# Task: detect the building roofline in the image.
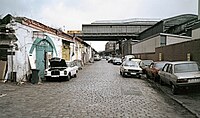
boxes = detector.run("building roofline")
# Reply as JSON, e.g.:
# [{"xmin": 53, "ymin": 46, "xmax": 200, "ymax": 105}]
[
  {"xmin": 0, "ymin": 14, "xmax": 76, "ymax": 42},
  {"xmin": 133, "ymin": 33, "xmax": 191, "ymax": 46}
]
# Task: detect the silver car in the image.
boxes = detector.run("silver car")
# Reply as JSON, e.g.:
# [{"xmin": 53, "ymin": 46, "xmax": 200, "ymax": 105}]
[
  {"xmin": 120, "ymin": 60, "xmax": 143, "ymax": 78},
  {"xmin": 159, "ymin": 61, "xmax": 200, "ymax": 94}
]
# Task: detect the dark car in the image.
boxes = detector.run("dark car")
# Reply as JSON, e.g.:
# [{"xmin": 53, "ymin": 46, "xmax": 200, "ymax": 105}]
[
  {"xmin": 108, "ymin": 57, "xmax": 114, "ymax": 63},
  {"xmin": 140, "ymin": 60, "xmax": 153, "ymax": 74},
  {"xmin": 146, "ymin": 61, "xmax": 169, "ymax": 82}
]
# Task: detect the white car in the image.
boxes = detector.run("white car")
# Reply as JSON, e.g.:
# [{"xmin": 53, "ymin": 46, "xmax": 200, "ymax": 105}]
[
  {"xmin": 45, "ymin": 57, "xmax": 78, "ymax": 81},
  {"xmin": 94, "ymin": 54, "xmax": 101, "ymax": 61},
  {"xmin": 120, "ymin": 60, "xmax": 143, "ymax": 78}
]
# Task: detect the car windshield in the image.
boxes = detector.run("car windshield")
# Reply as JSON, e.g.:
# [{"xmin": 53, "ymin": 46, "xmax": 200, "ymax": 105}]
[
  {"xmin": 124, "ymin": 61, "xmax": 139, "ymax": 67},
  {"xmin": 154, "ymin": 62, "xmax": 166, "ymax": 69},
  {"xmin": 115, "ymin": 58, "xmax": 121, "ymax": 61},
  {"xmin": 174, "ymin": 63, "xmax": 200, "ymax": 73},
  {"xmin": 142, "ymin": 60, "xmax": 153, "ymax": 66}
]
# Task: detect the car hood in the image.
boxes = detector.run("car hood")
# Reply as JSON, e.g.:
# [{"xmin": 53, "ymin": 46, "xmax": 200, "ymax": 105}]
[
  {"xmin": 49, "ymin": 58, "xmax": 67, "ymax": 67},
  {"xmin": 175, "ymin": 71, "xmax": 200, "ymax": 79},
  {"xmin": 123, "ymin": 66, "xmax": 142, "ymax": 70}
]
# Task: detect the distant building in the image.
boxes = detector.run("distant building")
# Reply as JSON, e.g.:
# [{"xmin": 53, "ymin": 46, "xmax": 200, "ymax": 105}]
[{"xmin": 131, "ymin": 14, "xmax": 198, "ymax": 60}]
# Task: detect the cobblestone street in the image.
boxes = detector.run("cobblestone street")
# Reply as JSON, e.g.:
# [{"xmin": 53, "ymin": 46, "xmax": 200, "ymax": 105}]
[{"xmin": 0, "ymin": 60, "xmax": 196, "ymax": 118}]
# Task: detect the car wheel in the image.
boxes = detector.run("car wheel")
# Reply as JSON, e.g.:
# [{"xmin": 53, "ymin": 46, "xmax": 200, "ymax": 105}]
[
  {"xmin": 155, "ymin": 75, "xmax": 160, "ymax": 82},
  {"xmin": 46, "ymin": 77, "xmax": 50, "ymax": 81},
  {"xmin": 172, "ymin": 84, "xmax": 178, "ymax": 95},
  {"xmin": 137, "ymin": 75, "xmax": 141, "ymax": 79},
  {"xmin": 122, "ymin": 72, "xmax": 126, "ymax": 77},
  {"xmin": 66, "ymin": 74, "xmax": 71, "ymax": 81},
  {"xmin": 146, "ymin": 73, "xmax": 150, "ymax": 79},
  {"xmin": 74, "ymin": 74, "xmax": 77, "ymax": 78},
  {"xmin": 159, "ymin": 78, "xmax": 164, "ymax": 85}
]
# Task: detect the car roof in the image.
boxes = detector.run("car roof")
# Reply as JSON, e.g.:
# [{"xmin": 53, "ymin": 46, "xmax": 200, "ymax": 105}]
[
  {"xmin": 165, "ymin": 61, "xmax": 197, "ymax": 65},
  {"xmin": 130, "ymin": 59, "xmax": 141, "ymax": 61}
]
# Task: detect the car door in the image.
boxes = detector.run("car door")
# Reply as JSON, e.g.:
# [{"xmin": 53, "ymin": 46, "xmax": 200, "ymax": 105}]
[
  {"xmin": 160, "ymin": 64, "xmax": 169, "ymax": 84},
  {"xmin": 70, "ymin": 62, "xmax": 76, "ymax": 75},
  {"xmin": 168, "ymin": 64, "xmax": 177, "ymax": 85},
  {"xmin": 147, "ymin": 63, "xmax": 153, "ymax": 77},
  {"xmin": 165, "ymin": 64, "xmax": 173, "ymax": 85},
  {"xmin": 120, "ymin": 62, "xmax": 125, "ymax": 73}
]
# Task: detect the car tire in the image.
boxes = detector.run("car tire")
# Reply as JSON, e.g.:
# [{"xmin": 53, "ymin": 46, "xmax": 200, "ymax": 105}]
[
  {"xmin": 172, "ymin": 84, "xmax": 178, "ymax": 95},
  {"xmin": 66, "ymin": 74, "xmax": 71, "ymax": 81},
  {"xmin": 159, "ymin": 78, "xmax": 164, "ymax": 85},
  {"xmin": 146, "ymin": 73, "xmax": 150, "ymax": 79},
  {"xmin": 137, "ymin": 75, "xmax": 141, "ymax": 79},
  {"xmin": 122, "ymin": 72, "xmax": 126, "ymax": 77},
  {"xmin": 74, "ymin": 74, "xmax": 77, "ymax": 78},
  {"xmin": 46, "ymin": 77, "xmax": 50, "ymax": 81},
  {"xmin": 155, "ymin": 75, "xmax": 160, "ymax": 82}
]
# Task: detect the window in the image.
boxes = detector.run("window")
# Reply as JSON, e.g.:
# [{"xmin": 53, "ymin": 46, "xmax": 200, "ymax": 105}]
[
  {"xmin": 174, "ymin": 63, "xmax": 199, "ymax": 73},
  {"xmin": 160, "ymin": 35, "xmax": 166, "ymax": 46},
  {"xmin": 167, "ymin": 64, "xmax": 172, "ymax": 73},
  {"xmin": 163, "ymin": 64, "xmax": 168, "ymax": 72}
]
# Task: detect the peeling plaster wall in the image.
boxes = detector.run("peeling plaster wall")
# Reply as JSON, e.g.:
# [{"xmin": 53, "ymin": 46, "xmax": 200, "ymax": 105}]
[{"xmin": 6, "ymin": 22, "xmax": 66, "ymax": 82}]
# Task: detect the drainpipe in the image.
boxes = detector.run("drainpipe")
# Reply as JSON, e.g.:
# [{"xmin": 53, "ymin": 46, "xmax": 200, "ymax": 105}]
[
  {"xmin": 10, "ymin": 42, "xmax": 14, "ymax": 82},
  {"xmin": 199, "ymin": 0, "xmax": 200, "ymax": 20}
]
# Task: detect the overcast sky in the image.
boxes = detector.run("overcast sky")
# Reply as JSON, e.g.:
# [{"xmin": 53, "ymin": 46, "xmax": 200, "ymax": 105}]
[{"xmin": 0, "ymin": 0, "xmax": 198, "ymax": 51}]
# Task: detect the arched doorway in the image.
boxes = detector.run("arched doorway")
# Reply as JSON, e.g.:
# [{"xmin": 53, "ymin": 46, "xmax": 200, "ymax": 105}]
[{"xmin": 29, "ymin": 36, "xmax": 57, "ymax": 79}]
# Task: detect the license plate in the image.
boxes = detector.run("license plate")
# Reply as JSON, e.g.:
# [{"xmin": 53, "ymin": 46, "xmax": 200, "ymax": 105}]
[
  {"xmin": 52, "ymin": 75, "xmax": 59, "ymax": 78},
  {"xmin": 131, "ymin": 73, "xmax": 136, "ymax": 75}
]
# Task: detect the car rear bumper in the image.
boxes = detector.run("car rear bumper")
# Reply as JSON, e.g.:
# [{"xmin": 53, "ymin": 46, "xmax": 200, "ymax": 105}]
[{"xmin": 176, "ymin": 82, "xmax": 200, "ymax": 88}]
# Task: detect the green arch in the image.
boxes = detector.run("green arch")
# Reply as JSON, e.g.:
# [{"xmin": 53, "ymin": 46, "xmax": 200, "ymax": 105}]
[{"xmin": 29, "ymin": 36, "xmax": 58, "ymax": 56}]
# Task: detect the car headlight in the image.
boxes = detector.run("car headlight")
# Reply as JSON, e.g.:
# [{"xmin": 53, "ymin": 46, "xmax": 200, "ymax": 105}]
[
  {"xmin": 64, "ymin": 70, "xmax": 67, "ymax": 75},
  {"xmin": 177, "ymin": 78, "xmax": 188, "ymax": 83},
  {"xmin": 124, "ymin": 69, "xmax": 128, "ymax": 71},
  {"xmin": 44, "ymin": 71, "xmax": 47, "ymax": 75}
]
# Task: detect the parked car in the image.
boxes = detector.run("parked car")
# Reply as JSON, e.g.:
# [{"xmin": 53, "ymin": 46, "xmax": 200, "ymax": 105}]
[
  {"xmin": 94, "ymin": 54, "xmax": 101, "ymax": 61},
  {"xmin": 129, "ymin": 58, "xmax": 143, "ymax": 66},
  {"xmin": 45, "ymin": 57, "xmax": 78, "ymax": 81},
  {"xmin": 73, "ymin": 59, "xmax": 83, "ymax": 70},
  {"xmin": 120, "ymin": 60, "xmax": 143, "ymax": 78},
  {"xmin": 159, "ymin": 61, "xmax": 200, "ymax": 94},
  {"xmin": 145, "ymin": 61, "xmax": 169, "ymax": 82},
  {"xmin": 108, "ymin": 57, "xmax": 114, "ymax": 63},
  {"xmin": 123, "ymin": 55, "xmax": 135, "ymax": 62},
  {"xmin": 113, "ymin": 58, "xmax": 122, "ymax": 65},
  {"xmin": 140, "ymin": 60, "xmax": 154, "ymax": 74},
  {"xmin": 105, "ymin": 56, "xmax": 111, "ymax": 60}
]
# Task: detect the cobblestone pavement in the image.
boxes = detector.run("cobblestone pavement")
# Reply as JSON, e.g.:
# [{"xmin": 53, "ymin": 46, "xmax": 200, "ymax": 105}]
[{"xmin": 0, "ymin": 60, "xmax": 196, "ymax": 118}]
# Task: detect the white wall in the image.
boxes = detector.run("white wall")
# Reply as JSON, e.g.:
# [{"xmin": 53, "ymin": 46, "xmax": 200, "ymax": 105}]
[
  {"xmin": 192, "ymin": 28, "xmax": 200, "ymax": 40},
  {"xmin": 132, "ymin": 33, "xmax": 191, "ymax": 55},
  {"xmin": 167, "ymin": 35, "xmax": 191, "ymax": 45},
  {"xmin": 132, "ymin": 35, "xmax": 160, "ymax": 54},
  {"xmin": 7, "ymin": 22, "xmax": 66, "ymax": 82}
]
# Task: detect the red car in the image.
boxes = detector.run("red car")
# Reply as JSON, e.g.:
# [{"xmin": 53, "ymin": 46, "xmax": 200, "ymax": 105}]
[{"xmin": 146, "ymin": 61, "xmax": 169, "ymax": 82}]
